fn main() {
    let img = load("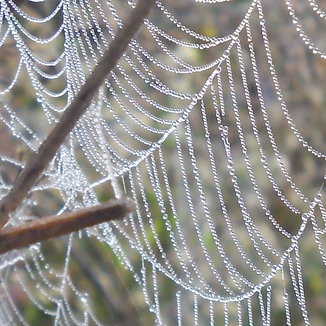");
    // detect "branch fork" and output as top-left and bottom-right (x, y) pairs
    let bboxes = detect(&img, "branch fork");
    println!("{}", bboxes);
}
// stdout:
(0, 0), (156, 253)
